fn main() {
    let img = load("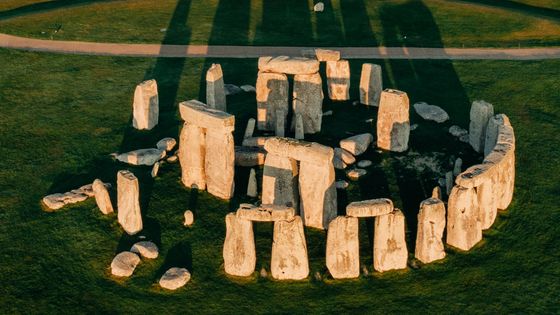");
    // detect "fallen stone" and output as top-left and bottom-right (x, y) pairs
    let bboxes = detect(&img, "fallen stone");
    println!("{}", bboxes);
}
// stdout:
(258, 56), (320, 75)
(374, 209), (408, 272)
(151, 161), (160, 178)
(359, 63), (382, 106)
(206, 64), (227, 111)
(313, 2), (324, 12)
(449, 125), (468, 137)
(262, 154), (299, 209)
(111, 251), (140, 277)
(183, 210), (194, 226)
(326, 60), (350, 101)
(247, 168), (258, 198)
(315, 49), (340, 61)
(340, 133), (373, 156)
(223, 213), (256, 277)
(377, 89), (410, 152)
(346, 168), (367, 180)
(335, 148), (356, 165)
(224, 84), (242, 96)
(159, 267), (191, 290)
(130, 241), (159, 259)
(240, 85), (256, 93)
(413, 102), (449, 123)
(346, 198), (393, 218)
(132, 79), (158, 130)
(117, 170), (143, 235)
(326, 216), (359, 279)
(271, 217), (309, 280)
(335, 180), (349, 189)
(166, 155), (178, 163)
(92, 179), (114, 214)
(256, 72), (289, 131)
(357, 160), (372, 168)
(156, 137), (177, 152)
(236, 203), (296, 222)
(115, 148), (166, 166)
(42, 191), (88, 211)
(469, 100), (494, 153)
(333, 156), (347, 170)
(446, 186), (482, 251)
(292, 73), (323, 134)
(235, 146), (267, 167)
(415, 198), (446, 263)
